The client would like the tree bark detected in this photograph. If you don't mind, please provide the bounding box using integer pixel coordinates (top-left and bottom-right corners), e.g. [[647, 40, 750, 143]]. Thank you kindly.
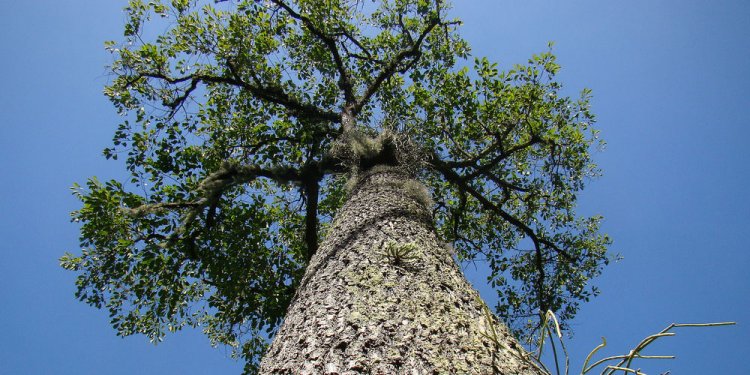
[[260, 166, 544, 374]]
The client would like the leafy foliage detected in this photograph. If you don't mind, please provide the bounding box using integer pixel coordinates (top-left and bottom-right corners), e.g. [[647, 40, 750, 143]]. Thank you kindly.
[[63, 0, 611, 372]]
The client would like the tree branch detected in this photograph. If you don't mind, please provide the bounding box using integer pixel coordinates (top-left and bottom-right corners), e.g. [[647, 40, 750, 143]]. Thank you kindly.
[[429, 154, 575, 263], [431, 155, 559, 314], [124, 161, 304, 259], [441, 134, 542, 174], [269, 0, 356, 105], [300, 162, 321, 263], [126, 162, 301, 220], [139, 70, 339, 123], [352, 16, 440, 115], [334, 27, 376, 62]]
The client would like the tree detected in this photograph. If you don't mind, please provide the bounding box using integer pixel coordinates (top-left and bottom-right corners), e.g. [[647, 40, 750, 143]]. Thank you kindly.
[[61, 0, 610, 373]]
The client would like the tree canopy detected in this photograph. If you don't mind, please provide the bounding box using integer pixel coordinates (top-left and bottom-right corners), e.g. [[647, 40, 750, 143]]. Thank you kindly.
[[61, 0, 610, 372]]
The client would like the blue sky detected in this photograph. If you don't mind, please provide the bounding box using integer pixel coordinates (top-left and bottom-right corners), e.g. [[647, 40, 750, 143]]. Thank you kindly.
[[1, 1, 748, 374]]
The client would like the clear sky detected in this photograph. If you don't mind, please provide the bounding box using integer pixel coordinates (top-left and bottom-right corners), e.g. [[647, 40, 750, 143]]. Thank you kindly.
[[1, 1, 747, 374]]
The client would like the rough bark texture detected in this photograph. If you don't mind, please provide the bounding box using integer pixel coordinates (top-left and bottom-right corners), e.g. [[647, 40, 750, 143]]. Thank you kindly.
[[260, 166, 544, 374]]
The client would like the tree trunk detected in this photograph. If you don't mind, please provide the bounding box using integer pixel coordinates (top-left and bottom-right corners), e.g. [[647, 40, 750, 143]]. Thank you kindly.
[[260, 166, 544, 374]]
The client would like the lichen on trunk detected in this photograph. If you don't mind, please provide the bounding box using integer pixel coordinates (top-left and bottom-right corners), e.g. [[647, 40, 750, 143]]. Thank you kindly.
[[259, 163, 544, 374]]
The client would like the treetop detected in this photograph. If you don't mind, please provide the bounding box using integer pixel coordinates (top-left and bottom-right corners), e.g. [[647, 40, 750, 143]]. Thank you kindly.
[[62, 1, 610, 372]]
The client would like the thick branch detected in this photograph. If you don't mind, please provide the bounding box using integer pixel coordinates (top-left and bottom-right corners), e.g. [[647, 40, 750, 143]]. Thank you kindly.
[[301, 162, 321, 263], [531, 235, 548, 315], [125, 200, 205, 217], [127, 162, 301, 219]]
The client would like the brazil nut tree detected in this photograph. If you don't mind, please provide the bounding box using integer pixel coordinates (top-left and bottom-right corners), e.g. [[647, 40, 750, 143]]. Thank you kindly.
[[61, 0, 610, 373]]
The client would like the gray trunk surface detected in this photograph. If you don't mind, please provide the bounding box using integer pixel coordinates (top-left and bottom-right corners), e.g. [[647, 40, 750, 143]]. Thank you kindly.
[[260, 166, 544, 374]]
